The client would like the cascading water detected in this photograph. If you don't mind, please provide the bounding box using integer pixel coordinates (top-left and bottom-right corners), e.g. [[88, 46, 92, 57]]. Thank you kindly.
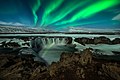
[[41, 37, 67, 48], [31, 37, 77, 64], [30, 37, 68, 56]]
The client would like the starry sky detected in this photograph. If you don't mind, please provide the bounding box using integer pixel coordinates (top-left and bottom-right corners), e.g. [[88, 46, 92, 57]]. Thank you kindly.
[[0, 0, 120, 31]]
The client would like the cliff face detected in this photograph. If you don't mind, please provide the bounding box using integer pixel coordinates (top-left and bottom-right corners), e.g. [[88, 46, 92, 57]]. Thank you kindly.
[[49, 48, 120, 80], [0, 48, 120, 80]]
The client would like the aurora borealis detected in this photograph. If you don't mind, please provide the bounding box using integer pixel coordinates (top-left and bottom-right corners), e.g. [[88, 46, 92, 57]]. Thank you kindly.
[[29, 0, 41, 25], [0, 0, 120, 30]]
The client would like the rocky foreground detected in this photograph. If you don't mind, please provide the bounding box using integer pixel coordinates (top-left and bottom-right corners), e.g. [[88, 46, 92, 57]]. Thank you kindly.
[[0, 48, 120, 80]]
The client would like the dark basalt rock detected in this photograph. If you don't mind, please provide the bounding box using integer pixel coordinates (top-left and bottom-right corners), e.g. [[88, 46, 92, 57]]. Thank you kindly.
[[0, 48, 120, 80], [0, 41, 6, 47], [20, 37, 30, 42], [112, 38, 120, 44], [31, 37, 43, 53], [94, 36, 111, 44], [22, 42, 30, 46], [75, 36, 112, 45], [74, 37, 94, 46], [48, 48, 120, 80], [0, 41, 20, 48], [0, 48, 13, 54], [112, 51, 120, 55], [66, 37, 73, 44], [0, 54, 47, 80]]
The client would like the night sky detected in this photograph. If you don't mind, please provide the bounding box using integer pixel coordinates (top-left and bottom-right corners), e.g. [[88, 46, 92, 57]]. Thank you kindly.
[[0, 0, 120, 30]]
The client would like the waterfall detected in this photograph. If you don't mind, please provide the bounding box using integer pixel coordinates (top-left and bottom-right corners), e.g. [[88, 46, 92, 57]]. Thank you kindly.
[[41, 37, 66, 47], [30, 37, 76, 64], [31, 37, 68, 50]]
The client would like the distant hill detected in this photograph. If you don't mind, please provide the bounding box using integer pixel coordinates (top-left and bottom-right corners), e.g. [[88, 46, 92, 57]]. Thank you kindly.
[[0, 25, 40, 33], [69, 27, 120, 33]]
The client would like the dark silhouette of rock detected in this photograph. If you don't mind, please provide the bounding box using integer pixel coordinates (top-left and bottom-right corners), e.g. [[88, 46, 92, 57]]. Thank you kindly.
[[6, 42, 20, 48], [0, 48, 120, 80], [94, 36, 111, 44], [0, 41, 7, 47], [66, 37, 73, 44], [75, 36, 112, 45], [0, 48, 13, 54], [0, 41, 20, 48], [102, 63, 120, 80], [22, 42, 30, 46], [20, 37, 30, 42], [112, 38, 120, 44], [0, 54, 47, 80], [74, 37, 93, 46], [48, 48, 120, 80], [31, 37, 43, 53], [112, 51, 120, 55]]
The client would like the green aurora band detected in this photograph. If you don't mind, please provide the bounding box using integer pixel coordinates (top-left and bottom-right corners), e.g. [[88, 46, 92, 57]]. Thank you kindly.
[[44, 0, 90, 26], [41, 0, 64, 26], [29, 0, 41, 25], [55, 0, 120, 26]]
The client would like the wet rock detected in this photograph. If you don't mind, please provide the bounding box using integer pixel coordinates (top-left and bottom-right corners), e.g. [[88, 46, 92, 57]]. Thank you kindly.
[[74, 36, 112, 45], [0, 41, 7, 47], [74, 37, 93, 46], [31, 37, 43, 53], [0, 41, 20, 48], [22, 42, 30, 47], [112, 38, 120, 44], [66, 37, 73, 44], [20, 37, 30, 42], [19, 48, 35, 56], [112, 51, 120, 55], [94, 36, 111, 44]]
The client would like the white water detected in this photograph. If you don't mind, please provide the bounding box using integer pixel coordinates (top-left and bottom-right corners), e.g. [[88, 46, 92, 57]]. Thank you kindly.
[[31, 37, 76, 64], [0, 34, 120, 64], [40, 38, 66, 48]]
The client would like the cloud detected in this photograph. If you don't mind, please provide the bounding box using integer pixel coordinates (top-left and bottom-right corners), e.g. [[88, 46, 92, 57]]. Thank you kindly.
[[112, 13, 120, 21], [0, 21, 25, 26]]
